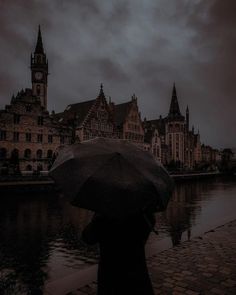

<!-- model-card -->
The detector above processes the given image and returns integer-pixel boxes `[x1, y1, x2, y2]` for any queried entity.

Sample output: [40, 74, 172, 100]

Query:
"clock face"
[35, 72, 43, 80]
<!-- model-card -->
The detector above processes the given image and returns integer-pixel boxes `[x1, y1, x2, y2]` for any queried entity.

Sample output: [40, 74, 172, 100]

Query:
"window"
[26, 133, 31, 142]
[0, 130, 6, 141]
[155, 136, 158, 144]
[26, 165, 32, 171]
[36, 149, 43, 159]
[13, 132, 19, 142]
[60, 136, 65, 144]
[26, 104, 32, 112]
[38, 116, 44, 126]
[37, 134, 43, 143]
[14, 114, 20, 124]
[11, 149, 19, 162]
[36, 85, 41, 96]
[37, 164, 43, 172]
[48, 135, 53, 143]
[0, 148, 7, 159]
[24, 149, 31, 159]
[47, 150, 53, 158]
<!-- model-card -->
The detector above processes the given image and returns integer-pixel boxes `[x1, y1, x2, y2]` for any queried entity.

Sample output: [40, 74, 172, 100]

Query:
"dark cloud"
[0, 0, 235, 148]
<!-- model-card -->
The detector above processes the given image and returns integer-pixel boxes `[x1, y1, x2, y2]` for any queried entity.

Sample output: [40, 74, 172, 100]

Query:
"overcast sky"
[0, 0, 235, 149]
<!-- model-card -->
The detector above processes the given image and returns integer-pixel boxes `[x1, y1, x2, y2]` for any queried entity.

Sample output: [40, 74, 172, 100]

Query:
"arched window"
[36, 84, 41, 96]
[26, 165, 32, 171]
[36, 149, 43, 159]
[0, 148, 7, 159]
[37, 164, 43, 172]
[47, 150, 53, 158]
[11, 149, 19, 157]
[10, 149, 19, 165]
[24, 149, 31, 159]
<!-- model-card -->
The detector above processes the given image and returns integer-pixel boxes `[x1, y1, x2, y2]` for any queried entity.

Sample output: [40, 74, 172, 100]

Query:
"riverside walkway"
[64, 219, 236, 295]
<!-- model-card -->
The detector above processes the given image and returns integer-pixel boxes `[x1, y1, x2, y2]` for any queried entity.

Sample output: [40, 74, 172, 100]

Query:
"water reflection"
[0, 177, 236, 294]
[157, 177, 236, 247]
[0, 194, 95, 294]
[162, 181, 202, 246]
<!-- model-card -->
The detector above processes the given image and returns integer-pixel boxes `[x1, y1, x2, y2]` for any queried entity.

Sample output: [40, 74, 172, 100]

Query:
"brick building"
[54, 89, 144, 147]
[1, 26, 218, 174]
[0, 27, 72, 174]
[144, 84, 203, 169]
[113, 94, 144, 147]
[54, 85, 116, 143]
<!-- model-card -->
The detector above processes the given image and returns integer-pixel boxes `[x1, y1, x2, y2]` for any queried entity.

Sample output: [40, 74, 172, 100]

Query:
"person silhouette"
[82, 212, 155, 295]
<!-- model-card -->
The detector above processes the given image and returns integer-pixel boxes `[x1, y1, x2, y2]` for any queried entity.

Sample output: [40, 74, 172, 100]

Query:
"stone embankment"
[61, 220, 236, 295]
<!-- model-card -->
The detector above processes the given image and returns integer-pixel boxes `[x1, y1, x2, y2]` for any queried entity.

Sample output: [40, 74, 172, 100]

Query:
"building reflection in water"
[0, 193, 94, 294]
[0, 178, 235, 294]
[158, 180, 215, 246]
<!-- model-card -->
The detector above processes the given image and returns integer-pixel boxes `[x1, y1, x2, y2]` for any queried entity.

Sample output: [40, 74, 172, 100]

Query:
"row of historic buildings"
[0, 27, 220, 174]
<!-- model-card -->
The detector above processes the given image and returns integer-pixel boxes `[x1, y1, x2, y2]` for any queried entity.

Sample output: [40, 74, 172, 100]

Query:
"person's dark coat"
[82, 213, 155, 295]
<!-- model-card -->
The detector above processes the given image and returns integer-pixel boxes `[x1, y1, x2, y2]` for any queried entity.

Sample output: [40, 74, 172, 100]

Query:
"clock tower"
[31, 25, 48, 110]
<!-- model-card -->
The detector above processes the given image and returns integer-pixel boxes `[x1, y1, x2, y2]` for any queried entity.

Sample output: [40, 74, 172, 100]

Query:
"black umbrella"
[49, 137, 174, 219]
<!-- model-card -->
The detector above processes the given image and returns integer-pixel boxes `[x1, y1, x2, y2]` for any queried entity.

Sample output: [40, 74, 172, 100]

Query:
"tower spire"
[168, 83, 181, 117]
[31, 26, 48, 110]
[173, 82, 177, 97]
[98, 83, 105, 98]
[35, 25, 44, 54]
[186, 105, 189, 131]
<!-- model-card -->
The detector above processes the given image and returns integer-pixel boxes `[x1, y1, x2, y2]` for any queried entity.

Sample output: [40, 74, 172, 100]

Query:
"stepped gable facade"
[55, 90, 144, 146]
[113, 94, 144, 146]
[0, 27, 72, 173]
[143, 116, 166, 163]
[54, 84, 117, 143]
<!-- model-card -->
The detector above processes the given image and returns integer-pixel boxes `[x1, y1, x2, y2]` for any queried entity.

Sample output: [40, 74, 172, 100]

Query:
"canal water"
[0, 176, 236, 294]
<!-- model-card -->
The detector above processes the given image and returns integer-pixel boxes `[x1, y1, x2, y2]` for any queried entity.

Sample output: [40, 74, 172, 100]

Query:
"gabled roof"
[144, 129, 154, 143]
[145, 118, 166, 136]
[54, 99, 96, 126]
[12, 88, 41, 105]
[114, 101, 132, 126]
[53, 85, 110, 127]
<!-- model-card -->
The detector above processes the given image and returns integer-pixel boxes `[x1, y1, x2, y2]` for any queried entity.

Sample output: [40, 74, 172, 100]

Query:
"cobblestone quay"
[69, 219, 236, 295]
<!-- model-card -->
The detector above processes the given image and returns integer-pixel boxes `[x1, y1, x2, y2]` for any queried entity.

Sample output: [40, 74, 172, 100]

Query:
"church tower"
[31, 26, 48, 110]
[165, 83, 185, 166]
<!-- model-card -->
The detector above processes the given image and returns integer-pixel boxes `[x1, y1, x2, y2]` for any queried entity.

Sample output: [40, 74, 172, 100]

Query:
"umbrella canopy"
[49, 137, 174, 219]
